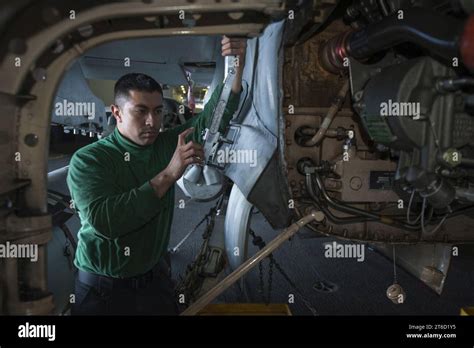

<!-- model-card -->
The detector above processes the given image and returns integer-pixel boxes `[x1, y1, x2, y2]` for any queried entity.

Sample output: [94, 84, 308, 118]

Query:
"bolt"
[24, 133, 38, 147]
[52, 40, 64, 54]
[349, 176, 362, 191]
[32, 68, 47, 82]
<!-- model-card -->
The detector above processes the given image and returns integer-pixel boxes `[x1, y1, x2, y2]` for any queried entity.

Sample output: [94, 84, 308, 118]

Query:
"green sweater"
[67, 84, 241, 278]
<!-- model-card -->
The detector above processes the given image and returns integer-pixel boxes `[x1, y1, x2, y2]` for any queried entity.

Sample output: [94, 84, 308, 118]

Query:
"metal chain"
[178, 206, 318, 314]
[175, 201, 220, 305]
[257, 259, 264, 299]
[249, 228, 319, 315]
[249, 228, 273, 304]
[267, 257, 274, 305]
[268, 253, 318, 316]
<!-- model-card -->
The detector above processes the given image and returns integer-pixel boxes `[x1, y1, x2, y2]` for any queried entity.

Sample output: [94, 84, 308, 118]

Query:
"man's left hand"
[221, 36, 246, 93]
[221, 36, 247, 68]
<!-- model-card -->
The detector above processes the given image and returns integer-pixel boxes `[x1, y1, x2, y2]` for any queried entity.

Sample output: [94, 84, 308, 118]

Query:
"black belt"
[78, 262, 166, 290]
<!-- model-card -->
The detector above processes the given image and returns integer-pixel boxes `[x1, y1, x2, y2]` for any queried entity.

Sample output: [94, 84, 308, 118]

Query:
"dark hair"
[114, 73, 163, 106]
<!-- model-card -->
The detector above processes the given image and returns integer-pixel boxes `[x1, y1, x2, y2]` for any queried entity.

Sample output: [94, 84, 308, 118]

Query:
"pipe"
[378, 0, 390, 16]
[181, 210, 324, 315]
[436, 77, 474, 92]
[461, 158, 474, 167]
[320, 8, 466, 72]
[305, 80, 350, 146]
[47, 165, 69, 180]
[313, 171, 474, 226]
[348, 8, 464, 61]
[296, 126, 350, 147]
[304, 176, 376, 224]
[314, 173, 386, 220]
[312, 172, 422, 232]
[285, 107, 353, 116]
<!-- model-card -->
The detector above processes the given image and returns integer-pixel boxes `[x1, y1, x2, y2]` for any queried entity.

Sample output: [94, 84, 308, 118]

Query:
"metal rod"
[170, 224, 199, 254]
[305, 80, 350, 146]
[180, 210, 323, 315]
[284, 107, 353, 116]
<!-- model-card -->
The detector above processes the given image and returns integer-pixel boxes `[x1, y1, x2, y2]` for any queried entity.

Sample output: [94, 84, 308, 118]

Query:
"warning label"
[369, 171, 395, 190]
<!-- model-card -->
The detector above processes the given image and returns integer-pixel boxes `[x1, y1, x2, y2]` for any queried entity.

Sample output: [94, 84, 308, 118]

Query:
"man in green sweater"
[66, 36, 246, 315]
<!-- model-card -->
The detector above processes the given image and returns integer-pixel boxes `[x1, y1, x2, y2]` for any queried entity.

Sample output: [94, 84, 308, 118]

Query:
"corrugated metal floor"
[170, 188, 474, 315]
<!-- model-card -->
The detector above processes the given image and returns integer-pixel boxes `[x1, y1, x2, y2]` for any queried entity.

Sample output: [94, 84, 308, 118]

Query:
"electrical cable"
[420, 197, 450, 236]
[406, 189, 422, 224]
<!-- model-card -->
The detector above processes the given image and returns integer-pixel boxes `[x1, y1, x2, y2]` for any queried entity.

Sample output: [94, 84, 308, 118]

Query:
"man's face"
[111, 90, 163, 146]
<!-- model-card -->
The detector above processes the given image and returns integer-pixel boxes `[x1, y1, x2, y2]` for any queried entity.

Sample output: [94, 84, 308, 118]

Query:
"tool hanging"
[386, 245, 406, 304]
[183, 55, 238, 187]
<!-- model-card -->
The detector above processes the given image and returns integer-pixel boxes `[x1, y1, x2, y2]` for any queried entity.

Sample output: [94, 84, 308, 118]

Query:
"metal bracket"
[2, 213, 52, 245]
[203, 55, 238, 167]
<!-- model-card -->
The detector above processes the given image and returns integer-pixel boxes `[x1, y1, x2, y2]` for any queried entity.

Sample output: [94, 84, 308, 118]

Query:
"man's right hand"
[165, 128, 204, 181]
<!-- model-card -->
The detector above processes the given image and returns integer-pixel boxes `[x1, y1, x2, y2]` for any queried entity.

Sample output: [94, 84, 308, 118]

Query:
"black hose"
[437, 78, 474, 92]
[347, 7, 464, 62]
[305, 171, 474, 231]
[378, 0, 390, 16]
[305, 175, 376, 224]
[461, 158, 474, 167]
[314, 173, 384, 220]
[312, 172, 422, 231]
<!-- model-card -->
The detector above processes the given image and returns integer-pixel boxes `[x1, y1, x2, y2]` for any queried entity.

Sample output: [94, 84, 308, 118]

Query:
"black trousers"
[72, 257, 179, 315]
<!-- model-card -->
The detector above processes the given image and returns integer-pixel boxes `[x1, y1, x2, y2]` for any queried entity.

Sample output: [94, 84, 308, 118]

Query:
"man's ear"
[111, 104, 122, 123]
